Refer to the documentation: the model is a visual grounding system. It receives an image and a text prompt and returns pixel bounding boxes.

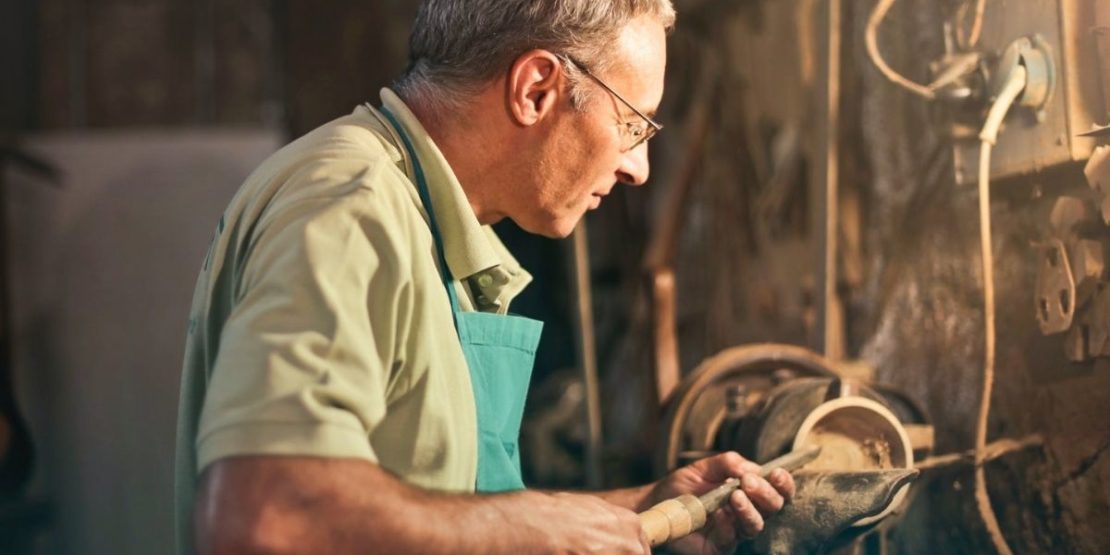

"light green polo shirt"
[174,89,532,555]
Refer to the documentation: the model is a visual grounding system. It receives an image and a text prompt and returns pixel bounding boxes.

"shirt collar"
[373,88,504,281]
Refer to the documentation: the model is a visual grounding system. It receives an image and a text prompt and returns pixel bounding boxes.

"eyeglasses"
[558,55,664,152]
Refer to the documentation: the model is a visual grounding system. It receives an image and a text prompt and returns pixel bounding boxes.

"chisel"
[639,445,822,547]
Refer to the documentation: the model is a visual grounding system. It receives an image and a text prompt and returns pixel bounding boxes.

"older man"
[176,1,793,553]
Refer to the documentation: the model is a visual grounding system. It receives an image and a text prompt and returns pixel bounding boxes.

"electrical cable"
[973,63,1027,555]
[958,0,989,50]
[865,0,937,100]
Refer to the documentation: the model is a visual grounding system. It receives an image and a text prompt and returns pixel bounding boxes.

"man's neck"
[400,91,507,226]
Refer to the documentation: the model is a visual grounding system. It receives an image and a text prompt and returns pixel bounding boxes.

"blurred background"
[0,0,1107,554]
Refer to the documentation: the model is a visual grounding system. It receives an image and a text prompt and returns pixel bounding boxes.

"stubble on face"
[527,112,620,238]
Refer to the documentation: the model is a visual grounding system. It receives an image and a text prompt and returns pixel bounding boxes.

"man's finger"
[767,467,796,500]
[705,507,737,549]
[730,489,765,537]
[638,530,652,555]
[704,451,761,481]
[740,474,785,514]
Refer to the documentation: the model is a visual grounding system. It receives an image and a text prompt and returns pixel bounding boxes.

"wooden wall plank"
[83,0,194,126]
[284,0,415,135]
[0,0,38,130]
[37,0,77,128]
[212,1,276,125]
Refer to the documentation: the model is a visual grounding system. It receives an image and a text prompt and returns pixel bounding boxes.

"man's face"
[514,16,667,238]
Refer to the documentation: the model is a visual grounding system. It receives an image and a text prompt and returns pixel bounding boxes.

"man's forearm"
[591,483,657,512]
[196,457,533,554]
[194,457,646,555]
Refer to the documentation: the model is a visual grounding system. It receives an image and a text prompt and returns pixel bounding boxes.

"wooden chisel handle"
[639,493,706,547]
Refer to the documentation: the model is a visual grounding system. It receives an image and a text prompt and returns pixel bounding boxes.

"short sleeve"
[195,167,412,472]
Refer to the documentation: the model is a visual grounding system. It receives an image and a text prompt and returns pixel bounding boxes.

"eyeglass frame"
[557,54,664,152]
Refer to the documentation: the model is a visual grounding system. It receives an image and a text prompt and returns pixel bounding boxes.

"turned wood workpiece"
[638,446,822,547]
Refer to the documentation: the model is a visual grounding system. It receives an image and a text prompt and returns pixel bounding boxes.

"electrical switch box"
[951,0,1107,186]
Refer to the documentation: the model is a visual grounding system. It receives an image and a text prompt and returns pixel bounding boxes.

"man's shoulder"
[278,109,405,175]
[245,110,421,225]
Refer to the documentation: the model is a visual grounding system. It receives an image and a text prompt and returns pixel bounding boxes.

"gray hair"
[393,0,676,114]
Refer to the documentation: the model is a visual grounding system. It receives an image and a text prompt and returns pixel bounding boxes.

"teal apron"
[382,109,543,492]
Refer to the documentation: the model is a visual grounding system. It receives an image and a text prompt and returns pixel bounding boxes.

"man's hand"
[646,452,796,555]
[523,492,650,554]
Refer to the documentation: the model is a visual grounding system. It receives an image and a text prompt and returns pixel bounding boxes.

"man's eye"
[627,124,646,138]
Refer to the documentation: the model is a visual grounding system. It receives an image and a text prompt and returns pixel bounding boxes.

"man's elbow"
[195,494,312,555]
[193,466,307,555]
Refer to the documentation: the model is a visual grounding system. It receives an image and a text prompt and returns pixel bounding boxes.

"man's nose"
[617,143,650,186]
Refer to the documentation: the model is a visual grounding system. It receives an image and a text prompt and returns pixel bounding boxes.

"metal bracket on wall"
[1039,184,1110,361]
[1034,238,1077,335]
[1086,146,1110,224]
[1082,288,1110,358]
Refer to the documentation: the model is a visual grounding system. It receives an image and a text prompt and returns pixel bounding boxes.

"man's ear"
[506,50,564,127]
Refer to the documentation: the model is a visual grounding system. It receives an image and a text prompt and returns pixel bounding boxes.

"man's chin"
[542,222,578,239]
[516,215,582,239]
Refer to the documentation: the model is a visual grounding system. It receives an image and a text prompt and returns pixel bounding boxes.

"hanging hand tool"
[639,446,821,547]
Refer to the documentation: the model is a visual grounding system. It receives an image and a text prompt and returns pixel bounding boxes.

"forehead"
[606,16,667,112]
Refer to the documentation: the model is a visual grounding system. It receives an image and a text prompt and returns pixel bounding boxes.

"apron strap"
[379,108,464,321]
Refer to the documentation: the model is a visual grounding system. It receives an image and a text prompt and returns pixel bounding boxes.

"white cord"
[865,0,937,100]
[974,63,1026,555]
[979,66,1027,145]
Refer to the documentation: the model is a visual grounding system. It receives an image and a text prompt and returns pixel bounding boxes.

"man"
[176,1,795,553]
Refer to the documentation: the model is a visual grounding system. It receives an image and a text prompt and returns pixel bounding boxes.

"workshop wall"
[2,2,291,553]
[850,0,1110,553]
[6,130,280,555]
[593,0,1110,553]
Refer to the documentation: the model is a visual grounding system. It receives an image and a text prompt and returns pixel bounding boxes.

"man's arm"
[194,456,650,555]
[592,484,654,511]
